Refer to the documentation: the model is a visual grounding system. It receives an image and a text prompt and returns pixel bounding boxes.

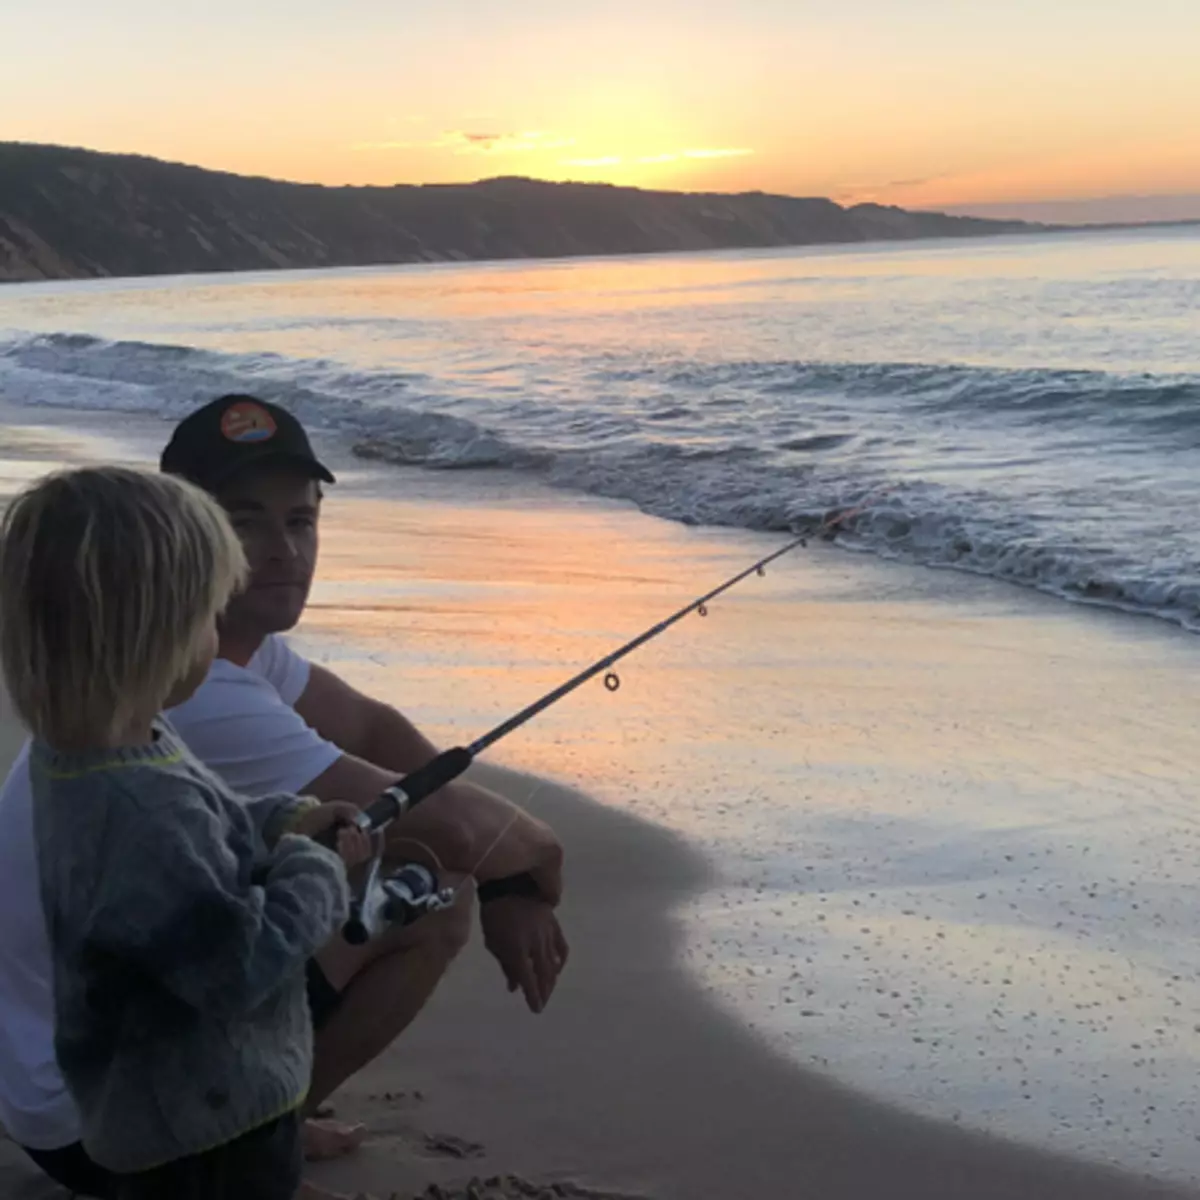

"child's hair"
[0,465,248,747]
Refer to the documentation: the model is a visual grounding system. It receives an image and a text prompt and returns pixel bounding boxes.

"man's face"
[216,465,321,635]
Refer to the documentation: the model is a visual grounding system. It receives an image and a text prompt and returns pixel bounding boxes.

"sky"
[3,0,1199,221]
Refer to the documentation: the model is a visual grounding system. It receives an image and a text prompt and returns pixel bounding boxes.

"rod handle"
[355,746,475,833]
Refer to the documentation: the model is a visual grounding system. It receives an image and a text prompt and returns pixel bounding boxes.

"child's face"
[165,622,219,711]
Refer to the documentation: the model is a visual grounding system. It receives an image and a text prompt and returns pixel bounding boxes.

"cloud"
[352,130,575,155]
[881,175,939,190]
[449,130,576,154]
[835,172,954,204]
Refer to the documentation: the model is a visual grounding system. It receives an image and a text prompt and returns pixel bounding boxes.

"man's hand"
[480,898,569,1014]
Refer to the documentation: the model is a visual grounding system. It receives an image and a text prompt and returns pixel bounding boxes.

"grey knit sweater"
[30,719,349,1173]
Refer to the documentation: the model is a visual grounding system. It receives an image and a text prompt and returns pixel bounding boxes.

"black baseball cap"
[160,395,336,493]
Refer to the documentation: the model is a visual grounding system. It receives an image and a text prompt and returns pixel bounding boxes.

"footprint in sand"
[421,1132,487,1160]
[413,1177,649,1200]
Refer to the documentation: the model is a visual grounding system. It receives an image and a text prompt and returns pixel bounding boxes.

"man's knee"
[384,874,473,965]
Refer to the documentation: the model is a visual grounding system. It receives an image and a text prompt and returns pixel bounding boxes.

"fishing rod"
[334,491,883,941]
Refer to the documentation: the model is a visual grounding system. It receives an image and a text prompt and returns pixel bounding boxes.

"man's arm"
[294,665,563,899]
[294,662,569,1012]
[293,664,438,768]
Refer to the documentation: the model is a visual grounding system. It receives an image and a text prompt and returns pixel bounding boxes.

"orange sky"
[4,0,1199,219]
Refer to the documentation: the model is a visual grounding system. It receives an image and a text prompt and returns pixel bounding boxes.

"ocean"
[3,225,1200,630]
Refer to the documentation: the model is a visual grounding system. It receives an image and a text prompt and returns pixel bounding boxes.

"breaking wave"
[4,329,1200,629]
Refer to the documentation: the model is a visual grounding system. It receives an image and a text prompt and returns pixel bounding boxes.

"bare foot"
[302,1116,367,1161]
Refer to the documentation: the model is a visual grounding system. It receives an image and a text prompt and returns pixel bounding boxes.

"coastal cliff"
[0,142,1040,282]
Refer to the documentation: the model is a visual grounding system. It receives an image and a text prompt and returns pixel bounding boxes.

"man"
[0,394,568,1197]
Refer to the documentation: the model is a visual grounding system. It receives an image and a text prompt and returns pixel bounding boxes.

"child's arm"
[92,785,349,1017]
[243,794,370,860]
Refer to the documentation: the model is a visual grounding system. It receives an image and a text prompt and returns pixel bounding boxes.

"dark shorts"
[22,1140,113,1198]
[25,1111,305,1200]
[304,957,344,1030]
[21,961,343,1198]
[113,1109,301,1200]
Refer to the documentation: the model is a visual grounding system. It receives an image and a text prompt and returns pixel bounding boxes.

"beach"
[2,401,1200,1198]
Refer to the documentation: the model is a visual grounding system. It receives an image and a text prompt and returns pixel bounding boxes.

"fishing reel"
[320,749,473,944]
[342,853,457,945]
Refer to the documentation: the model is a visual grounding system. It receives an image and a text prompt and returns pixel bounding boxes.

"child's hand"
[335,824,373,869]
[288,800,374,869]
[290,801,362,843]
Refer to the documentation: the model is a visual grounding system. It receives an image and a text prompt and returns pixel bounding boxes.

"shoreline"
[11,221,1198,294]
[1,224,1079,290]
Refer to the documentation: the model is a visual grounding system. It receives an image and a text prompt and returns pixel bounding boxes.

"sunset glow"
[4,0,1199,220]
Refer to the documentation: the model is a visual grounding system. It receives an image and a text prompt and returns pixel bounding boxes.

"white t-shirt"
[0,635,341,1150]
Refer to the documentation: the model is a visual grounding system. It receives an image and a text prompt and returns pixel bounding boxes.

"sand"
[1,402,1199,1198]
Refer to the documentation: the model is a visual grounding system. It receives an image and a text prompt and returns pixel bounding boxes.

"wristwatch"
[476,871,543,904]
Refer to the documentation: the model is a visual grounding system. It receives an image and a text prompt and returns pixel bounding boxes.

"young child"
[0,465,371,1200]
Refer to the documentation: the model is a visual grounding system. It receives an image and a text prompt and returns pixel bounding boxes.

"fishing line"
[333,490,890,942]
[353,487,889,839]
[457,779,547,896]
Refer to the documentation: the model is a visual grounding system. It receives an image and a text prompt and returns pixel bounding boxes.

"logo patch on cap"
[220,401,277,444]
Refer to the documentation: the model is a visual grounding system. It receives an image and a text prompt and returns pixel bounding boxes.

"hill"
[0,142,1042,282]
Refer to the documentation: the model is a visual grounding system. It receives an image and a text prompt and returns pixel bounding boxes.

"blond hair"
[0,466,247,747]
